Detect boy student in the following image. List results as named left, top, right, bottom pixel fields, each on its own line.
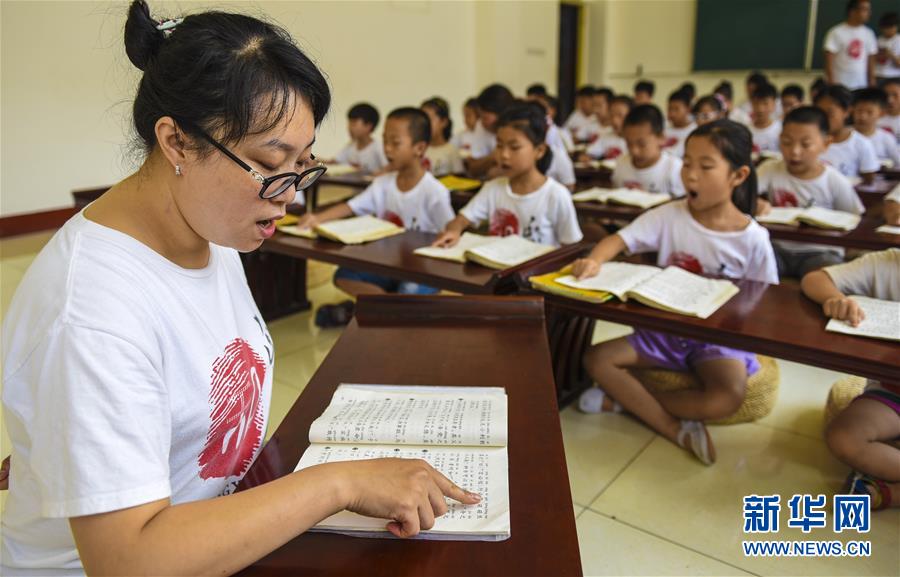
left=824, top=0, right=878, bottom=89
left=333, top=102, right=388, bottom=173
left=757, top=106, right=865, bottom=278
left=878, top=77, right=900, bottom=140
left=465, top=83, right=515, bottom=176
left=738, top=71, right=771, bottom=119
left=664, top=88, right=696, bottom=157
left=612, top=104, right=685, bottom=198
left=581, top=94, right=632, bottom=161
left=715, top=80, right=751, bottom=126
left=634, top=80, right=655, bottom=105
left=815, top=84, right=880, bottom=182
left=853, top=87, right=900, bottom=165
left=876, top=12, right=900, bottom=84
left=781, top=84, right=805, bottom=117
left=298, top=108, right=455, bottom=325
left=748, top=83, right=782, bottom=154
left=564, top=85, right=601, bottom=142
left=593, top=87, right=616, bottom=135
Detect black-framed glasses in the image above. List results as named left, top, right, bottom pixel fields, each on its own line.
left=191, top=127, right=327, bottom=200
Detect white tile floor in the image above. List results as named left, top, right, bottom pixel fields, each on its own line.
left=1, top=228, right=897, bottom=577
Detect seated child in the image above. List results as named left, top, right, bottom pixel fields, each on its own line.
left=465, top=84, right=515, bottom=176
left=434, top=101, right=583, bottom=248
left=739, top=71, right=781, bottom=121
left=853, top=87, right=900, bottom=166
left=757, top=106, right=864, bottom=278
left=592, top=87, right=616, bottom=136
left=421, top=97, right=464, bottom=176
left=877, top=78, right=900, bottom=141
left=634, top=79, right=655, bottom=105
left=539, top=94, right=576, bottom=152
left=748, top=83, right=782, bottom=154
left=581, top=95, right=633, bottom=161
left=886, top=183, right=900, bottom=224
left=564, top=85, right=602, bottom=142
left=333, top=102, right=388, bottom=174
left=715, top=80, right=751, bottom=126
left=300, top=108, right=455, bottom=325
left=780, top=84, right=805, bottom=117
left=693, top=95, right=725, bottom=126
left=664, top=88, right=696, bottom=157
left=613, top=104, right=685, bottom=197
left=450, top=97, right=480, bottom=156
left=801, top=249, right=900, bottom=510
left=531, top=98, right=576, bottom=191
left=875, top=12, right=900, bottom=85
left=815, top=84, right=880, bottom=183
left=572, top=120, right=778, bottom=466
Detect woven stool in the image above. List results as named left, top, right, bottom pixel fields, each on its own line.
left=824, top=376, right=867, bottom=427
left=632, top=355, right=780, bottom=425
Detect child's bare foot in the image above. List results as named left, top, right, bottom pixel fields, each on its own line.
left=677, top=420, right=716, bottom=466
left=578, top=387, right=623, bottom=414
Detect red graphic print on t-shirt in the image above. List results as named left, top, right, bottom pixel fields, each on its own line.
left=198, top=339, right=266, bottom=480
left=605, top=147, right=623, bottom=159
left=663, top=136, right=678, bottom=148
left=771, top=188, right=800, bottom=207
left=667, top=251, right=704, bottom=275
left=489, top=208, right=520, bottom=237
left=848, top=39, right=862, bottom=59
left=383, top=210, right=404, bottom=228
left=624, top=181, right=642, bottom=190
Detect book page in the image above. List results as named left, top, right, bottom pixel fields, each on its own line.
left=627, top=266, right=739, bottom=319
left=606, top=189, right=671, bottom=209
left=324, top=163, right=358, bottom=176
left=295, top=444, right=509, bottom=539
left=413, top=232, right=496, bottom=263
left=572, top=187, right=612, bottom=203
left=756, top=207, right=804, bottom=225
left=826, top=296, right=900, bottom=342
left=798, top=206, right=861, bottom=231
left=276, top=224, right=317, bottom=239
left=464, top=235, right=555, bottom=269
left=316, top=215, right=403, bottom=244
left=308, top=384, right=508, bottom=447
left=555, top=261, right=661, bottom=301
left=875, top=225, right=900, bottom=235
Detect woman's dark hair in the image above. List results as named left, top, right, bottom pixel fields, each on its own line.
left=477, top=83, right=514, bottom=115
left=387, top=107, right=431, bottom=145
left=693, top=94, right=724, bottom=115
left=124, top=0, right=330, bottom=154
left=421, top=97, right=453, bottom=141
left=685, top=120, right=757, bottom=216
left=496, top=100, right=553, bottom=174
left=783, top=106, right=830, bottom=135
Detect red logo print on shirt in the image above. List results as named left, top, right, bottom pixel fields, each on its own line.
left=771, top=188, right=799, bottom=207
left=663, top=136, right=678, bottom=148
left=605, top=147, right=623, bottom=159
left=624, top=181, right=642, bottom=190
left=383, top=210, right=405, bottom=228
left=667, top=251, right=704, bottom=275
left=848, top=39, right=862, bottom=59
left=198, top=339, right=266, bottom=480
left=489, top=209, right=520, bottom=237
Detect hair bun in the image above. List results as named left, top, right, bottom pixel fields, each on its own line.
left=124, top=0, right=165, bottom=71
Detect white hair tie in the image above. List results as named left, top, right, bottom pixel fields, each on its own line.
left=156, top=18, right=183, bottom=33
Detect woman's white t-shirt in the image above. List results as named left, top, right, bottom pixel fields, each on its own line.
left=1, top=212, right=274, bottom=574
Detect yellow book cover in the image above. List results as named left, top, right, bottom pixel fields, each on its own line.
left=439, top=175, right=483, bottom=192
left=529, top=268, right=614, bottom=304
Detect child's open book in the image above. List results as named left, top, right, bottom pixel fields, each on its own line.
left=875, top=224, right=900, bottom=235
left=278, top=215, right=405, bottom=244
left=295, top=384, right=510, bottom=541
left=825, top=296, right=900, bottom=342
left=572, top=187, right=671, bottom=209
left=756, top=207, right=861, bottom=231
left=324, top=163, right=360, bottom=176
left=414, top=233, right=555, bottom=270
left=531, top=261, right=739, bottom=319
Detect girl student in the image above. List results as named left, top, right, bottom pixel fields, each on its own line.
left=421, top=96, right=465, bottom=176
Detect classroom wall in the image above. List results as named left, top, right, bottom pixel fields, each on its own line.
left=0, top=0, right=559, bottom=217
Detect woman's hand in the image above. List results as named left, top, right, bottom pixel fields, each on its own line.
left=571, top=258, right=601, bottom=280
left=432, top=229, right=461, bottom=248
left=823, top=296, right=865, bottom=327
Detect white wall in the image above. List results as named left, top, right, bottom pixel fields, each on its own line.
left=0, top=0, right=559, bottom=217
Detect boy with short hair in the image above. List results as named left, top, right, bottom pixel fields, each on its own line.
left=877, top=77, right=900, bottom=141
left=634, top=80, right=655, bottom=105
left=613, top=104, right=684, bottom=197
left=781, top=84, right=805, bottom=117
left=333, top=102, right=388, bottom=173
left=852, top=87, right=900, bottom=165
left=875, top=12, right=900, bottom=85
left=564, top=85, right=601, bottom=142
left=663, top=88, right=696, bottom=157
left=749, top=83, right=782, bottom=153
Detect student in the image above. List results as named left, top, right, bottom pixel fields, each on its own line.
left=815, top=84, right=880, bottom=182
left=333, top=102, right=388, bottom=173
left=535, top=98, right=577, bottom=191
left=634, top=79, right=655, bottom=105
left=421, top=97, right=464, bottom=176
left=801, top=250, right=900, bottom=510
left=757, top=106, right=864, bottom=278
left=677, top=82, right=697, bottom=106
left=564, top=85, right=601, bottom=142
left=571, top=120, right=778, bottom=465
left=748, top=83, right=782, bottom=154
left=886, top=183, right=900, bottom=224
left=466, top=84, right=515, bottom=176
left=526, top=82, right=548, bottom=99
left=810, top=77, right=829, bottom=103
left=877, top=77, right=900, bottom=141
left=593, top=87, right=616, bottom=135
left=715, top=80, right=751, bottom=126
left=852, top=87, right=900, bottom=165
left=539, top=93, right=576, bottom=151
left=738, top=71, right=773, bottom=120
left=450, top=97, right=480, bottom=154
left=693, top=94, right=726, bottom=126
left=781, top=84, right=805, bottom=117
left=299, top=107, right=455, bottom=324
left=581, top=94, right=632, bottom=160
left=0, top=4, right=479, bottom=575
left=824, top=0, right=877, bottom=89
left=434, top=101, right=583, bottom=249
left=875, top=12, right=900, bottom=85
left=613, top=104, right=685, bottom=197
left=664, top=88, right=696, bottom=157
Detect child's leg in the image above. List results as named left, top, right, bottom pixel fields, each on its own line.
left=332, top=268, right=392, bottom=298
left=334, top=278, right=387, bottom=297
left=826, top=397, right=900, bottom=484
left=650, top=358, right=748, bottom=422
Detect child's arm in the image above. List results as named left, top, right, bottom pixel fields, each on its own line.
left=296, top=202, right=354, bottom=229
left=886, top=199, right=900, bottom=226
left=755, top=197, right=772, bottom=216
left=824, top=51, right=835, bottom=84
left=571, top=234, right=627, bottom=280
left=432, top=214, right=473, bottom=247
left=800, top=269, right=866, bottom=327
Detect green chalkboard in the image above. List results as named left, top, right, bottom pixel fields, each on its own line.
left=811, top=0, right=897, bottom=70
left=693, top=0, right=811, bottom=71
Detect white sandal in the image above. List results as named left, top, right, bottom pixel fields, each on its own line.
left=578, top=387, right=623, bottom=414
left=677, top=420, right=716, bottom=466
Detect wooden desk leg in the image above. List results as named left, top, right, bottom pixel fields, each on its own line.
left=241, top=252, right=311, bottom=321
left=545, top=303, right=595, bottom=408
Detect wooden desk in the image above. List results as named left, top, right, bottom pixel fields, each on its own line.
left=856, top=177, right=896, bottom=208
left=236, top=295, right=582, bottom=577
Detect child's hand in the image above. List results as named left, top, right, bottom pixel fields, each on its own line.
left=432, top=230, right=461, bottom=248
left=756, top=198, right=772, bottom=216
left=885, top=200, right=900, bottom=226
left=823, top=296, right=865, bottom=327
left=571, top=258, right=601, bottom=280
left=296, top=213, right=318, bottom=230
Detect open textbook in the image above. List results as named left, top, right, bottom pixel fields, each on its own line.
left=756, top=207, right=861, bottom=231
left=572, top=187, right=671, bottom=209
left=825, top=296, right=900, bottom=342
left=295, top=384, right=510, bottom=541
left=875, top=224, right=900, bottom=235
left=278, top=215, right=405, bottom=244
left=414, top=233, right=555, bottom=270
left=323, top=163, right=360, bottom=176
left=531, top=262, right=739, bottom=319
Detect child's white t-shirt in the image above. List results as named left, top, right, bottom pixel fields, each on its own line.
left=611, top=151, right=685, bottom=198
left=728, top=107, right=752, bottom=127
left=824, top=23, right=879, bottom=89
left=749, top=120, right=783, bottom=154
left=546, top=144, right=576, bottom=187
left=825, top=249, right=900, bottom=302
left=460, top=177, right=583, bottom=247
left=347, top=171, right=455, bottom=234
left=586, top=134, right=627, bottom=160
left=757, top=160, right=865, bottom=254
left=467, top=121, right=497, bottom=160
left=1, top=213, right=274, bottom=574
left=875, top=34, right=900, bottom=78
left=877, top=114, right=900, bottom=143
left=663, top=122, right=696, bottom=158
left=425, top=143, right=465, bottom=177
left=820, top=130, right=880, bottom=177
left=563, top=109, right=601, bottom=141
left=617, top=199, right=779, bottom=285
left=451, top=129, right=478, bottom=155
left=546, top=122, right=570, bottom=153
left=334, top=139, right=388, bottom=174
left=862, top=128, right=900, bottom=165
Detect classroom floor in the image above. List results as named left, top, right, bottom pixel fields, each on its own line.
left=1, top=217, right=897, bottom=577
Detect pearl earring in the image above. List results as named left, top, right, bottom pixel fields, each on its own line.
left=175, top=164, right=182, bottom=176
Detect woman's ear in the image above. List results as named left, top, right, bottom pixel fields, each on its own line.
left=155, top=116, right=188, bottom=172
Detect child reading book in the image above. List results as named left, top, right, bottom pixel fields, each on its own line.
left=451, top=97, right=480, bottom=154
left=333, top=102, right=388, bottom=174
left=877, top=78, right=900, bottom=140
left=421, top=97, right=465, bottom=176
left=664, top=88, right=696, bottom=158
left=815, top=84, right=880, bottom=182
left=748, top=83, right=782, bottom=154
left=581, top=94, right=632, bottom=161
left=852, top=87, right=900, bottom=165
left=693, top=95, right=725, bottom=127
left=781, top=84, right=805, bottom=117
left=612, top=104, right=685, bottom=197
left=564, top=85, right=601, bottom=142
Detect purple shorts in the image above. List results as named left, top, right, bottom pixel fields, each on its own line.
left=859, top=380, right=900, bottom=415
left=627, top=328, right=760, bottom=376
